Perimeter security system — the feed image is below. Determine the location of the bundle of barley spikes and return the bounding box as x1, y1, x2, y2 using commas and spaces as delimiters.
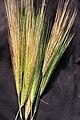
4, 0, 77, 119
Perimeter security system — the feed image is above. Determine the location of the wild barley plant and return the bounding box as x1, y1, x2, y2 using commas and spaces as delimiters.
4, 0, 77, 119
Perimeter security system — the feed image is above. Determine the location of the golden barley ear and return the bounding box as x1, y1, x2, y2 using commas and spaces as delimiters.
40, 0, 77, 95
4, 0, 24, 118
4, 0, 22, 103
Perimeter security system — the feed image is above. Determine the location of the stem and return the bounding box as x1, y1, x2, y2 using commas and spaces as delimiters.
15, 109, 20, 120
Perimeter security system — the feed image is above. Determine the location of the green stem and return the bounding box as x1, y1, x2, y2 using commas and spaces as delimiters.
15, 109, 20, 120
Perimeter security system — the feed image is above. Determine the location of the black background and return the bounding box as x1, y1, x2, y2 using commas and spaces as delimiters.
0, 0, 80, 120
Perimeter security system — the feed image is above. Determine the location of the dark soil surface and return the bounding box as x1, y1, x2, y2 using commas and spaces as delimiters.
0, 0, 80, 120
